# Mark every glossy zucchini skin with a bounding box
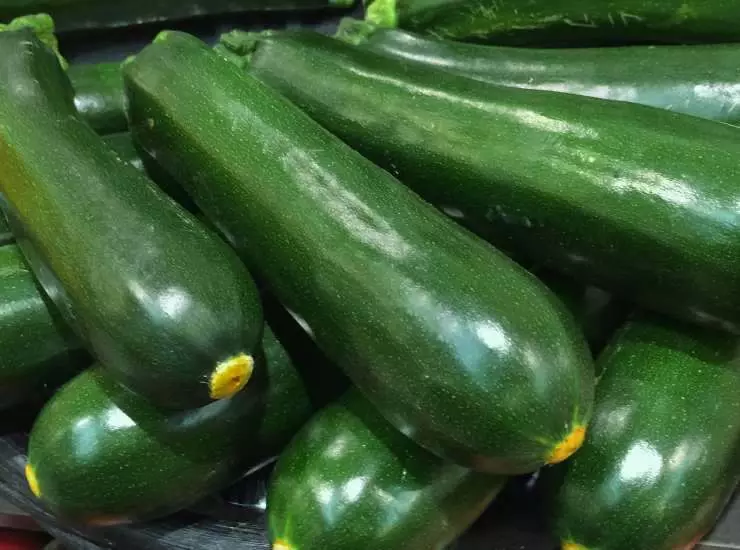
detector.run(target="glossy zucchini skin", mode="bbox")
[552,315,740,550]
[335,21,740,126]
[268,389,506,550]
[26,316,346,525]
[0,0,353,33]
[0,30,263,409]
[124,31,595,474]
[0,245,87,410]
[244,31,740,335]
[69,62,127,135]
[365,0,740,45]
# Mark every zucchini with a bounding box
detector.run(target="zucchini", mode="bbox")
[268,389,506,550]
[551,314,740,550]
[124,31,595,474]
[241,31,740,335]
[364,0,740,45]
[26,316,347,525]
[331,20,740,126]
[0,0,354,33]
[69,62,127,135]
[0,244,88,410]
[0,29,263,409]
[103,132,198,212]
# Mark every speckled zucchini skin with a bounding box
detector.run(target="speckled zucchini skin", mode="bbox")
[366,0,740,45]
[124,31,595,474]
[26,316,347,525]
[0,30,263,409]
[336,22,740,126]
[552,314,740,550]
[268,389,506,550]
[243,31,740,335]
[0,245,88,409]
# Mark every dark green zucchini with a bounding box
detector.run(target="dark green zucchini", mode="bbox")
[0,29,263,410]
[0,244,88,410]
[551,314,740,550]
[330,20,740,126]
[364,0,740,45]
[69,62,127,135]
[103,132,198,212]
[124,31,594,474]
[241,31,740,335]
[26,312,347,525]
[0,0,353,33]
[268,389,506,550]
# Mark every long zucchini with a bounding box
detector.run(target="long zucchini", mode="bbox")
[0,29,264,409]
[124,31,595,474]
[241,30,740,335]
[268,389,506,550]
[0,244,88,410]
[551,314,740,550]
[364,0,740,45]
[1,0,353,33]
[26,314,348,525]
[329,20,740,126]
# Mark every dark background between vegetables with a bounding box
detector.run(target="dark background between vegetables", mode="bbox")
[0,6,736,550]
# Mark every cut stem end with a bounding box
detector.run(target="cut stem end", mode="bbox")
[273,539,293,550]
[25,464,41,498]
[547,425,587,464]
[209,354,254,400]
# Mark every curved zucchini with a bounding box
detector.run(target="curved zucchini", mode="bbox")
[364,0,740,45]
[69,62,127,135]
[551,314,740,550]
[124,31,594,474]
[0,0,354,33]
[0,245,88,410]
[26,315,347,525]
[331,20,740,126]
[241,31,740,335]
[0,29,263,409]
[268,389,506,550]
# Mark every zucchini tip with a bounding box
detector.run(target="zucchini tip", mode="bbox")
[546,425,587,465]
[209,353,254,399]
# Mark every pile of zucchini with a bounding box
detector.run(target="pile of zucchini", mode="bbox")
[1,1,739,548]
